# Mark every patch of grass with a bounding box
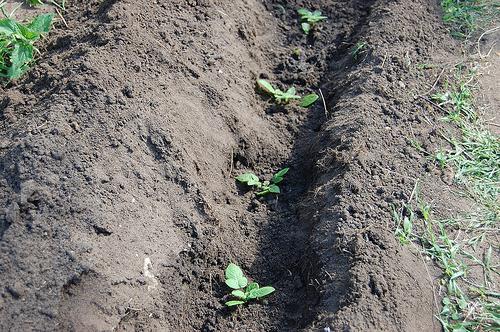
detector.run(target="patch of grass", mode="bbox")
[224,263,275,307]
[391,185,499,331]
[297,8,327,35]
[431,70,499,210]
[440,0,499,38]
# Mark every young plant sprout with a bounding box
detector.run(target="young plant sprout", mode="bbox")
[0,12,54,80]
[297,8,327,34]
[257,79,319,108]
[224,263,275,307]
[351,41,367,59]
[257,79,301,104]
[236,167,289,196]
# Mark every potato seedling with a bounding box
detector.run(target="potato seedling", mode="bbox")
[297,8,327,34]
[0,12,54,80]
[236,167,289,196]
[257,79,319,108]
[257,79,300,104]
[224,263,275,307]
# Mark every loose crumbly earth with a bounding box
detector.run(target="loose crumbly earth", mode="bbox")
[0,0,493,331]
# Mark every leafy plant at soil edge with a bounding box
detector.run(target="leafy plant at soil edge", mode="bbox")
[297,8,327,34]
[224,263,275,307]
[236,167,289,196]
[0,12,54,80]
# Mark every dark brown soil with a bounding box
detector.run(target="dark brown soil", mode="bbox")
[0,0,480,331]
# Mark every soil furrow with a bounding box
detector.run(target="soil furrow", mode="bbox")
[0,0,468,331]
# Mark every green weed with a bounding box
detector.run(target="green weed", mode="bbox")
[236,168,289,196]
[26,0,43,5]
[0,11,54,81]
[297,8,327,34]
[257,79,319,108]
[440,0,495,38]
[391,184,499,331]
[351,41,367,59]
[224,263,275,307]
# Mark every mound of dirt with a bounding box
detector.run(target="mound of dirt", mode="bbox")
[0,0,466,331]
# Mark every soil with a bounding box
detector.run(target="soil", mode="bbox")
[0,0,494,331]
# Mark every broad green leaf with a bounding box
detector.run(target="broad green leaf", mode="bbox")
[17,24,40,41]
[0,19,19,36]
[300,93,319,108]
[225,278,240,290]
[236,173,260,186]
[268,184,280,194]
[301,22,311,34]
[297,8,311,17]
[272,168,289,184]
[312,10,322,16]
[248,286,275,299]
[246,282,259,292]
[237,276,248,288]
[231,290,246,299]
[225,300,245,307]
[225,263,244,280]
[257,79,275,94]
[7,42,33,79]
[28,13,54,34]
[285,87,296,96]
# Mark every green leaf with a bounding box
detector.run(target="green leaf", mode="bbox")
[246,282,259,292]
[248,286,275,299]
[28,13,54,34]
[268,184,280,194]
[7,42,33,79]
[237,276,248,288]
[257,79,275,94]
[231,290,246,299]
[285,87,296,96]
[225,300,245,307]
[225,263,244,280]
[300,93,319,108]
[0,19,20,36]
[236,173,260,186]
[297,8,311,17]
[225,278,240,290]
[272,168,289,184]
[256,189,270,196]
[301,22,311,34]
[17,24,41,41]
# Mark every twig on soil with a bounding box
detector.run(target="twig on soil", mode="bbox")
[55,7,68,28]
[319,88,328,118]
[420,68,446,97]
[477,26,500,58]
[418,95,449,114]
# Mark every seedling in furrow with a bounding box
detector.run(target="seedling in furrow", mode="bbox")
[224,263,275,307]
[257,79,319,108]
[351,41,367,59]
[236,167,289,196]
[0,11,54,80]
[297,8,327,34]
